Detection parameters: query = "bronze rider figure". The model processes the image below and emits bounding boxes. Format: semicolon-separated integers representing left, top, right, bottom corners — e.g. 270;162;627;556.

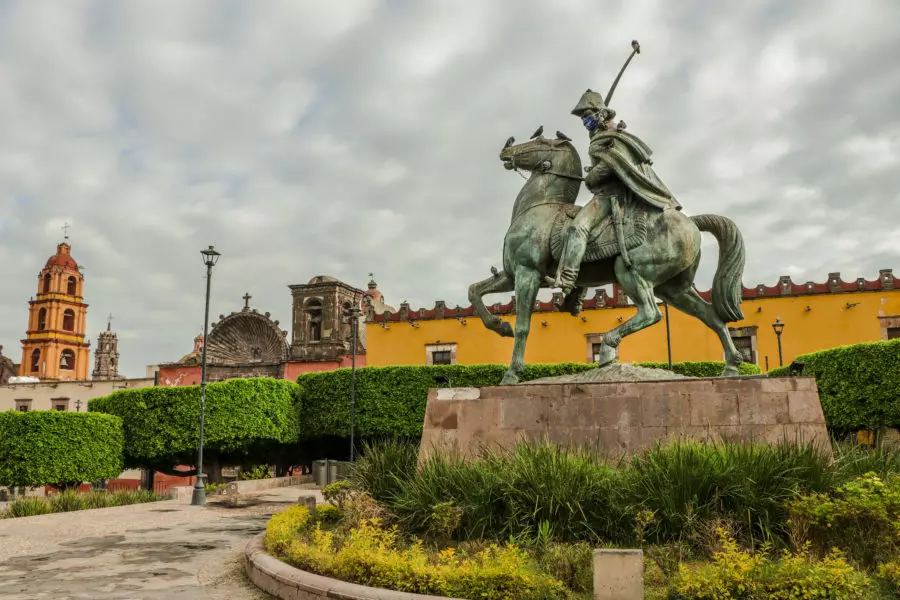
554;42;682;298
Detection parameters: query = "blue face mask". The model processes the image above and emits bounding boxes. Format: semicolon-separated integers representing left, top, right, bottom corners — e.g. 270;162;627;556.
582;114;599;132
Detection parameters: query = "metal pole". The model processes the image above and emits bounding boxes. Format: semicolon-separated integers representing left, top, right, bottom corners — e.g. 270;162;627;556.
776;333;783;367
191;261;213;506
664;302;673;370
349;309;358;462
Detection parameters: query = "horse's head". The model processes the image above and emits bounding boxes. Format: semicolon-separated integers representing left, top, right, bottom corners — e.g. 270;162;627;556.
499;128;581;179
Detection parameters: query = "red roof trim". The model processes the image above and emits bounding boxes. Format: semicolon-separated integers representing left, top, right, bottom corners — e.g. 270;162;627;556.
370;270;896;323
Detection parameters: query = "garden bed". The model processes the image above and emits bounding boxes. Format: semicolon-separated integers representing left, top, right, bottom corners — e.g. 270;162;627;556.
0;489;166;519
258;439;900;599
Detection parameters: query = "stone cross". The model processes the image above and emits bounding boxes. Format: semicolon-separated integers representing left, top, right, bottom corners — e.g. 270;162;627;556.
242;293;252;310
61;221;71;240
107;313;114;331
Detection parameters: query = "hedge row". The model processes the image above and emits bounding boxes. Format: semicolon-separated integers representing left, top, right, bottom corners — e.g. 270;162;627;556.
0;411;124;488
769;339;900;431
89;378;300;469
296;361;761;439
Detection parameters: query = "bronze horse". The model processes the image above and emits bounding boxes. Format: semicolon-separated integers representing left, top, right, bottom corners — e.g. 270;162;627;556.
467;133;746;384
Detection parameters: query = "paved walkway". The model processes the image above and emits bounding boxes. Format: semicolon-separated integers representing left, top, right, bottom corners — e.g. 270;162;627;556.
0;486;322;600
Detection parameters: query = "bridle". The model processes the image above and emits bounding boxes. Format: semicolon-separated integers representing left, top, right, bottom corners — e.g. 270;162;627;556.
505;150;583;182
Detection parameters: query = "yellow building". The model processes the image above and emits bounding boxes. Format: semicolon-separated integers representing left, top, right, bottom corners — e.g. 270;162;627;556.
365;270;900;372
18;241;91;381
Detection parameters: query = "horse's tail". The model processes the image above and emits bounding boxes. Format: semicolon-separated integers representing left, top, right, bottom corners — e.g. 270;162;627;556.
691;214;745;322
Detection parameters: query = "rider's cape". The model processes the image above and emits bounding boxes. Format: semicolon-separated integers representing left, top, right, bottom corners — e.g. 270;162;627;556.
588;129;682;211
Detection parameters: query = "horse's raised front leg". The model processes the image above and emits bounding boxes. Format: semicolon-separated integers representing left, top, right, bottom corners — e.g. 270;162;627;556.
468;272;514;338
501;267;542;385
656;282;744;377
595;260;662;367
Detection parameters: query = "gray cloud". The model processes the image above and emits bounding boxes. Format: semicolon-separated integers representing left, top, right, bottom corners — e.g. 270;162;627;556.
1;0;898;376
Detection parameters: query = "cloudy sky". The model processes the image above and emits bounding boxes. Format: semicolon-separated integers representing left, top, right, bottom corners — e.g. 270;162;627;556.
0;1;898;377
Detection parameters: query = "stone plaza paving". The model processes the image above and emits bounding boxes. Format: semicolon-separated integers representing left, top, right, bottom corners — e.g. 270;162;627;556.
0;486;322;600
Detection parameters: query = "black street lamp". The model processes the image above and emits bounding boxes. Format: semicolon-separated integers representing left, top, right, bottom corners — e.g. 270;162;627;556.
344;304;361;462
191;245;220;507
772;317;785;367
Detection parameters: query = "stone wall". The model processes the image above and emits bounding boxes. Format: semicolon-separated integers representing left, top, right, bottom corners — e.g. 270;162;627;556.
420;377;828;460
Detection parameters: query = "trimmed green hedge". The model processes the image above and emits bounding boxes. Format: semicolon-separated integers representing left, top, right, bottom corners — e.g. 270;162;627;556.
0;411;124;488
89;378;300;469
296;361;762;439
768;339;900;431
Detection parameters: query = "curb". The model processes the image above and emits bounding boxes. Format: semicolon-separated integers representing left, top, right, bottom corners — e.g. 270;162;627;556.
244;534;462;600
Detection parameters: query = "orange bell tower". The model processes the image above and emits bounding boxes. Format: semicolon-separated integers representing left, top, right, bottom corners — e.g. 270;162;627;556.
19;236;91;381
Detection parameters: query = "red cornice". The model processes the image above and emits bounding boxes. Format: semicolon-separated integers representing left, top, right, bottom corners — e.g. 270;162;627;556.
371;269;897;323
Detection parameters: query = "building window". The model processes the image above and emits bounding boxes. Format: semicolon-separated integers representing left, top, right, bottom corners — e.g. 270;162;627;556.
52;398;69;411
30;348;41;372
67;276;77;296
585;334;605;363
60;349;75;371
38;307;47;330
307;299;323;342
15;400;31;412
728;326;758;365
888;328;900;340
62;309;76;331
42;273;51;294
426;343;457;366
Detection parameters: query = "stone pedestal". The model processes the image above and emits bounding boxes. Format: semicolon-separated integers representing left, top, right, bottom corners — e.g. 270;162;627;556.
420;376;828;460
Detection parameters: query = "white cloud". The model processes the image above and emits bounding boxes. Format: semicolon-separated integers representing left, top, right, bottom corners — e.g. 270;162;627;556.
1;1;899;375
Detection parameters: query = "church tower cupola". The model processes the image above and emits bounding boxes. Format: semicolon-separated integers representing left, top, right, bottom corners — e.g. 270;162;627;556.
19;231;91;381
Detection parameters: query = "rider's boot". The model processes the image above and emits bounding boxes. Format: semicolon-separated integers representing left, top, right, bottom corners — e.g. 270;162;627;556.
555;226;588;296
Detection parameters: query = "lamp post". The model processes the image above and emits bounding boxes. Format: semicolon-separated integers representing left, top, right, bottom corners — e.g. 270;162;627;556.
344;304;361;462
772;317;785;367
191;245;220;507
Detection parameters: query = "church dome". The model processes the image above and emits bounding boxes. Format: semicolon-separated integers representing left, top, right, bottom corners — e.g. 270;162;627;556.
45;243;79;271
308;275;340;285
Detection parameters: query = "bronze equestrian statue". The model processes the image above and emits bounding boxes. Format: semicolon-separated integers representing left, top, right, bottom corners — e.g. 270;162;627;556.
467;41;747;384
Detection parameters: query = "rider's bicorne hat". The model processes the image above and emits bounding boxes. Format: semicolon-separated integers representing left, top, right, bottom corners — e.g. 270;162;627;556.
571;89;616;121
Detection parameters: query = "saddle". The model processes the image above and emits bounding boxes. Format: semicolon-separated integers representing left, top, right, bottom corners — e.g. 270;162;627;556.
549;194;649;263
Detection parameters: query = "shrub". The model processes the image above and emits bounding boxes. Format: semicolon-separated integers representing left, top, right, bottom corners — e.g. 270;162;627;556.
787;473;900;568
314;503;344;524
671;530;872;600
876;560;900;596
322;480;354;509
628;439;833;547
89;378;300;472
264;506;570;600
350;438;419;506
0;488;164;519
359;438;837;551
0;411;123;488
768;339;900;431
241;464;271;480
296;362;760;439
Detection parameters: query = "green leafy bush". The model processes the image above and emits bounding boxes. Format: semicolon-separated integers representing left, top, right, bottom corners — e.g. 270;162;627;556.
322;480;353;508
768;339;900;431
788;473;900;568
671;530;872;599
349;438;419;506
264;505;571;600
297;362;760;440
314;503;344;524
241;464;271;480
0;411;123;488
89;378;300;471
356;439;839;551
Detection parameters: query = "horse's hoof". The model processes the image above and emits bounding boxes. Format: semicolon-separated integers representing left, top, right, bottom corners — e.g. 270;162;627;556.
498;322;514;338
721;365;741;377
500;372;520;385
594;344;618;368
